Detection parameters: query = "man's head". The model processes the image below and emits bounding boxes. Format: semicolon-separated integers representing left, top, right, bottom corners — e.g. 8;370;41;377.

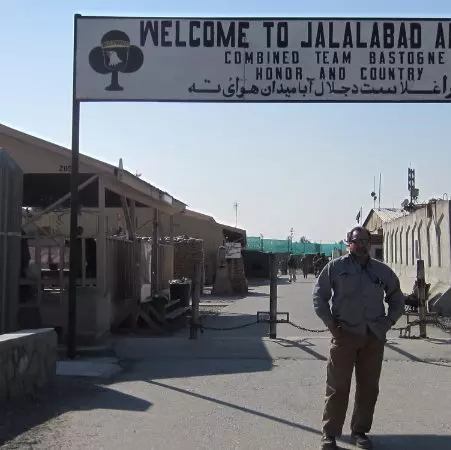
347;226;371;259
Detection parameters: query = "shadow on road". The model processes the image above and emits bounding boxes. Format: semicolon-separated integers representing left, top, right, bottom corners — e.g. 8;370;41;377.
147;379;322;437
384;341;451;368
274;338;328;361
0;377;151;447
371;434;451;449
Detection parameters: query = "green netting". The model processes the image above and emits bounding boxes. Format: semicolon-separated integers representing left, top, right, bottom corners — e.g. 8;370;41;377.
245;237;347;256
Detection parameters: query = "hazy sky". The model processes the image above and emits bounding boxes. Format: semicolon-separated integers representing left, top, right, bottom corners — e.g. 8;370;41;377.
1;1;451;242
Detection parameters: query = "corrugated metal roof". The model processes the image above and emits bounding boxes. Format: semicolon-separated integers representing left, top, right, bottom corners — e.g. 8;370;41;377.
374;208;409;223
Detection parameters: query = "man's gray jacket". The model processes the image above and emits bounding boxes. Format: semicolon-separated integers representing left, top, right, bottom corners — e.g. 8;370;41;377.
312;254;405;340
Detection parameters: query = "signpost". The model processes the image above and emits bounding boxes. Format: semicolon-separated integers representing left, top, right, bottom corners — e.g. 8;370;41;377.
69;15;450;356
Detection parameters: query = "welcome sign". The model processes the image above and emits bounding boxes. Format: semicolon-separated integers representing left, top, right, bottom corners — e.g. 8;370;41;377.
74;16;451;102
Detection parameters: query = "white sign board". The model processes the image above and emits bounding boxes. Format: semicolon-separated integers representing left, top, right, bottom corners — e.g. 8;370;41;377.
75;16;451;102
225;243;242;259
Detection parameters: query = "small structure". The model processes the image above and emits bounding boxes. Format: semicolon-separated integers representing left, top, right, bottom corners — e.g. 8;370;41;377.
0;123;186;343
363;208;409;261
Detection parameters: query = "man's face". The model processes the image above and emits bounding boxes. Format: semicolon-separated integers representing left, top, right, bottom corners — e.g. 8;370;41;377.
349;229;371;257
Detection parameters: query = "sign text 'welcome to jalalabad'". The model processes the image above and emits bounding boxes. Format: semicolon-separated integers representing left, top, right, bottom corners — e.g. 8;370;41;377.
75;17;451;102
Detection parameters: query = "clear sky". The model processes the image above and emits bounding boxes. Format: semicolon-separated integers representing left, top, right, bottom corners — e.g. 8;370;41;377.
1;1;451;242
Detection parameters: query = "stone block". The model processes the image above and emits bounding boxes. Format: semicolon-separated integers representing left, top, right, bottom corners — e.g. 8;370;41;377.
0;328;57;401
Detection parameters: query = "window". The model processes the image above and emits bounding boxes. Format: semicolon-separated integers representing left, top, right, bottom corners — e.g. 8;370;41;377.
405;226;410;266
400;227;403;264
417;221;423;260
411;224;417;265
426;219;432;267
394;229;398;264
436;214;444;268
390;231;394;263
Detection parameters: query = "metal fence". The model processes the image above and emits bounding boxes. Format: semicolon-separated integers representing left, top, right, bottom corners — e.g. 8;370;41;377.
0;149;23;333
245;237;347;256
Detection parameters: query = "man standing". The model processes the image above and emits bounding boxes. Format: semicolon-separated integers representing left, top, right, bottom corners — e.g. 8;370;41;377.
300;255;309;279
313;226;405;449
287;253;297;282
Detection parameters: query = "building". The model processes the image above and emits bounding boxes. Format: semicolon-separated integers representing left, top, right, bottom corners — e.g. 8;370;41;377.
362;208;409;261
382;200;451;314
0;123;186;342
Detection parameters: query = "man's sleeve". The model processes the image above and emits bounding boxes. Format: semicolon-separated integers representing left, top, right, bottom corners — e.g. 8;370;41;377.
312;262;334;327
385;269;406;324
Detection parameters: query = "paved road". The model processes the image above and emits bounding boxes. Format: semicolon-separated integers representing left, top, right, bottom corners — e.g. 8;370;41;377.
2;275;450;449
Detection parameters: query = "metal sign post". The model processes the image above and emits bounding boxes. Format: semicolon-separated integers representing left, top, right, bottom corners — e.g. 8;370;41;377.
68;14;82;359
269;253;278;339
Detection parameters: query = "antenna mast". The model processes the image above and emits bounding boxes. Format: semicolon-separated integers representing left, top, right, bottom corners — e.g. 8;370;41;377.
233;201;238;228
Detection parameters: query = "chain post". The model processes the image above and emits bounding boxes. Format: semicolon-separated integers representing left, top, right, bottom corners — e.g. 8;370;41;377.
417;259;427;338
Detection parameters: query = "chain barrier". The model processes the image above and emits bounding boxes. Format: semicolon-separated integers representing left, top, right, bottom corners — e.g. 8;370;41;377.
194;319;329;334
194;315;451;339
195;320;259;333
392;316;451;339
287;322;329;333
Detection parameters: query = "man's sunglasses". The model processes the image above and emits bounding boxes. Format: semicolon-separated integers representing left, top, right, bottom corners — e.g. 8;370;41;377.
350;238;370;245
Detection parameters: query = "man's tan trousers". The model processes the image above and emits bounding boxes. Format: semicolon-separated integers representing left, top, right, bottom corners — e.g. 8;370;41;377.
322;328;385;437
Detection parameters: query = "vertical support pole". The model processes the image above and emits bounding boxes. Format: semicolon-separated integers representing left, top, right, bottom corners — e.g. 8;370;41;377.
151;208;159;295
59;237;65;304
97;175;106;294
190;262;201;339
269;252;278;339
417;259;427;338
81;236;86;287
168;214;175;281
68;13;81;359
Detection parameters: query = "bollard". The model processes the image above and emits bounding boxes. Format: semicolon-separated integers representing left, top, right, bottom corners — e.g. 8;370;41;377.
269;253;278;339
417;259;427;338
189;262;202;340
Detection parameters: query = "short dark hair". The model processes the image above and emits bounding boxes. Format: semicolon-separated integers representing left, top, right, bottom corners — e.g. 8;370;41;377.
347;226;371;243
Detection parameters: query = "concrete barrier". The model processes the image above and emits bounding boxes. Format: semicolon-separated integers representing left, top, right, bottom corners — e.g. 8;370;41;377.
0;328;57;400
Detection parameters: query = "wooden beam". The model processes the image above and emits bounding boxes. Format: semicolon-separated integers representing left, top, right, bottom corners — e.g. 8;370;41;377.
25;175;98;226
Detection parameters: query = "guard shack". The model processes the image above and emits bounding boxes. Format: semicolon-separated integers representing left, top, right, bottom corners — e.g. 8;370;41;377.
0;123;186;343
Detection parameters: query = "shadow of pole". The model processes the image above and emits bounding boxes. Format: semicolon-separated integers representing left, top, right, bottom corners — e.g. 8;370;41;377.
148;379;322;437
384;342;451;368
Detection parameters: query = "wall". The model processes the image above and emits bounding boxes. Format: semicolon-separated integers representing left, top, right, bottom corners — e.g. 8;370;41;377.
365;213;384;234
40;288;111;345
162;212;224;285
383;200;451;296
0;328;57;401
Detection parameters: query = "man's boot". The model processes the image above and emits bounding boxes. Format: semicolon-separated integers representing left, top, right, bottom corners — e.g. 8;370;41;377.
320;435;338;449
350;432;373;449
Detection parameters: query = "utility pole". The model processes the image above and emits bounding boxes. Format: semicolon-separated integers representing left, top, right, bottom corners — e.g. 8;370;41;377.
233;201;238;228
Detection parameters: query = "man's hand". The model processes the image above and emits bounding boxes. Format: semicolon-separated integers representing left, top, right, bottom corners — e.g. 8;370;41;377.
384;316;395;332
329;324;342;339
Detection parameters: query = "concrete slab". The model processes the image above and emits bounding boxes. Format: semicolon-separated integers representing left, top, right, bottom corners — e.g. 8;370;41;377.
57;359;122;378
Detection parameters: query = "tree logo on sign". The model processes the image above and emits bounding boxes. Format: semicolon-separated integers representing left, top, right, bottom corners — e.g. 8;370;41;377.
89;30;144;91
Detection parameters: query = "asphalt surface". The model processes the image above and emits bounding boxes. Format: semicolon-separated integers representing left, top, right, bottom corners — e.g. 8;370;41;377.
2;275;451;449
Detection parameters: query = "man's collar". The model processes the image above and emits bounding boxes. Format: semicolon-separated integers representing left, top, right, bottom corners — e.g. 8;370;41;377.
347;252;372;268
